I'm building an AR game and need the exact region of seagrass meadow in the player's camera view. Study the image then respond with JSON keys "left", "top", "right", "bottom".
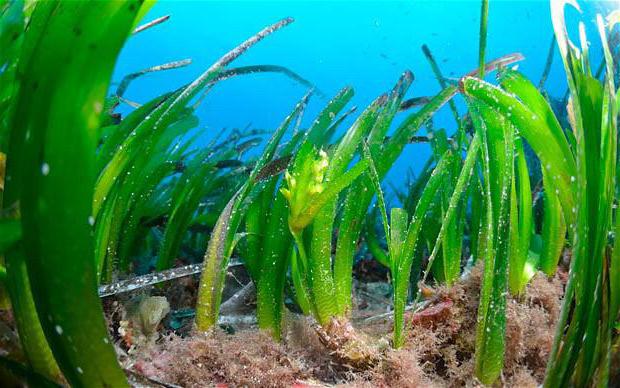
{"left": 0, "top": 0, "right": 619, "bottom": 386}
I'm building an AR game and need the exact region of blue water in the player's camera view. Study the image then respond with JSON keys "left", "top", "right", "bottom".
{"left": 112, "top": 0, "right": 613, "bottom": 192}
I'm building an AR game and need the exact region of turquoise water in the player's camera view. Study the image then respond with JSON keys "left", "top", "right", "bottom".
{"left": 113, "top": 0, "right": 613, "bottom": 187}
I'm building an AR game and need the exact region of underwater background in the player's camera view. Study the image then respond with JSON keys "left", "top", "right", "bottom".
{"left": 2, "top": 1, "right": 620, "bottom": 385}
{"left": 112, "top": 0, "right": 614, "bottom": 188}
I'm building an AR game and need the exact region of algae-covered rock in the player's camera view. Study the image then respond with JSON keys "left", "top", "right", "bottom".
{"left": 119, "top": 295, "right": 170, "bottom": 351}
{"left": 135, "top": 296, "right": 170, "bottom": 336}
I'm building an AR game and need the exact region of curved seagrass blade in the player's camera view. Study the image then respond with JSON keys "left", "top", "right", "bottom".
{"left": 196, "top": 90, "right": 311, "bottom": 331}
{"left": 94, "top": 17, "right": 295, "bottom": 217}
{"left": 4, "top": 1, "right": 148, "bottom": 386}
{"left": 0, "top": 218, "right": 20, "bottom": 254}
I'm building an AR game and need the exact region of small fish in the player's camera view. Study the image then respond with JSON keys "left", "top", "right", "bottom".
{"left": 215, "top": 159, "right": 243, "bottom": 169}
{"left": 255, "top": 155, "right": 292, "bottom": 182}
{"left": 399, "top": 96, "right": 432, "bottom": 111}
{"left": 235, "top": 137, "right": 262, "bottom": 154}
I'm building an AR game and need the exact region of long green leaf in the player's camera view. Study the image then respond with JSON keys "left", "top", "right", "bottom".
{"left": 5, "top": 2, "right": 141, "bottom": 385}
{"left": 469, "top": 101, "right": 514, "bottom": 385}
{"left": 418, "top": 134, "right": 480, "bottom": 289}
{"left": 461, "top": 75, "right": 576, "bottom": 226}
{"left": 94, "top": 17, "right": 294, "bottom": 217}
{"left": 543, "top": 3, "right": 617, "bottom": 385}
{"left": 539, "top": 170, "right": 566, "bottom": 276}
{"left": 508, "top": 138, "right": 533, "bottom": 294}
{"left": 195, "top": 91, "right": 309, "bottom": 330}
{"left": 393, "top": 153, "right": 452, "bottom": 348}
{"left": 0, "top": 218, "right": 20, "bottom": 254}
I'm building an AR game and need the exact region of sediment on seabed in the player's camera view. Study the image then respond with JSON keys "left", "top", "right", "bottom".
{"left": 89, "top": 263, "right": 566, "bottom": 387}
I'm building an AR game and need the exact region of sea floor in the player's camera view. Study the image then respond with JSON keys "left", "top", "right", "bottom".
{"left": 97, "top": 260, "right": 568, "bottom": 388}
